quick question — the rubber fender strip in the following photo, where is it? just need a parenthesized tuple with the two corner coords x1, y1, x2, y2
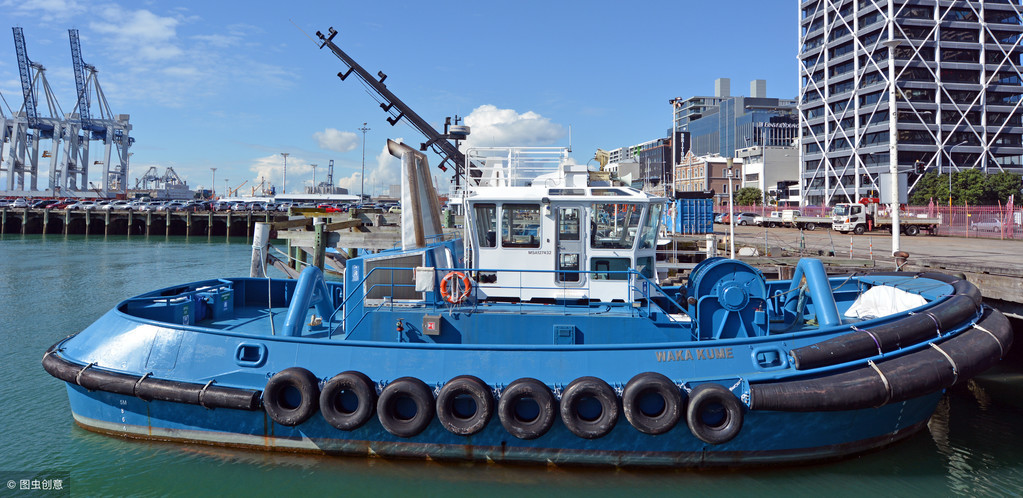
(928, 343, 959, 386)
(41, 344, 262, 411)
(750, 307, 1010, 412)
(867, 360, 891, 407)
(973, 323, 1005, 358)
(790, 281, 981, 370)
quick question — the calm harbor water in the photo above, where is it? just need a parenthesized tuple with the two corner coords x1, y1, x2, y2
(2, 233, 1023, 497)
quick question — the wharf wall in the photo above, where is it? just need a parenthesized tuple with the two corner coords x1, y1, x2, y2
(0, 208, 289, 238)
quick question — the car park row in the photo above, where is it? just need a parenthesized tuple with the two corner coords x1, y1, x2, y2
(0, 197, 398, 213)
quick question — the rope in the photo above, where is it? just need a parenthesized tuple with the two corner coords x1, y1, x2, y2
(973, 323, 1005, 358)
(133, 372, 152, 398)
(868, 360, 892, 407)
(923, 311, 942, 337)
(853, 326, 883, 355)
(261, 244, 276, 336)
(929, 343, 959, 386)
(198, 380, 216, 409)
(75, 362, 96, 386)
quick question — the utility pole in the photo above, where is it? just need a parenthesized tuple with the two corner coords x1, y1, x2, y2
(280, 152, 289, 194)
(359, 123, 370, 201)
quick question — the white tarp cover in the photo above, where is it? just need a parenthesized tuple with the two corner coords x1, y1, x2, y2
(844, 285, 927, 320)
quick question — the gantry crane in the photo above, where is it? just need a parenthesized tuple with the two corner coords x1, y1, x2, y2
(4, 27, 64, 193)
(66, 29, 133, 196)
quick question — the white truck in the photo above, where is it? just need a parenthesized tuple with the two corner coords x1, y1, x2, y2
(832, 199, 941, 236)
(754, 211, 784, 228)
(781, 209, 833, 231)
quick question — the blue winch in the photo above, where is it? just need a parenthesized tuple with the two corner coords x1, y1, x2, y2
(686, 257, 770, 340)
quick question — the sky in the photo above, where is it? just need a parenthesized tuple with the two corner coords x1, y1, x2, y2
(0, 0, 798, 197)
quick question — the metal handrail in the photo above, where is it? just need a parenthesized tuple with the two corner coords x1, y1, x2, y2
(326, 265, 693, 339)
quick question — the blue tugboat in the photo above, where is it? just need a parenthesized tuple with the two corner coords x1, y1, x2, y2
(44, 142, 1012, 467)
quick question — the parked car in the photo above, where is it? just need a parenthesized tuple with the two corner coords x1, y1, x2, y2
(102, 200, 133, 211)
(30, 199, 52, 208)
(734, 212, 758, 226)
(67, 201, 97, 211)
(970, 217, 1004, 232)
(230, 202, 250, 212)
(11, 198, 29, 208)
(714, 213, 726, 224)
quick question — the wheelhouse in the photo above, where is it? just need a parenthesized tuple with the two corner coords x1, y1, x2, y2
(461, 147, 665, 302)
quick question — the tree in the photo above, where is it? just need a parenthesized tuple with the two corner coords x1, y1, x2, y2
(982, 171, 1023, 204)
(909, 170, 1022, 205)
(734, 187, 763, 206)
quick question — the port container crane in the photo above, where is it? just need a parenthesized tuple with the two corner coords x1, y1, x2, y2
(4, 27, 64, 193)
(66, 29, 133, 196)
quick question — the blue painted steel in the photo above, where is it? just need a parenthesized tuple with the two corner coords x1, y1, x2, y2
(282, 266, 334, 336)
(783, 258, 841, 328)
(43, 236, 1004, 467)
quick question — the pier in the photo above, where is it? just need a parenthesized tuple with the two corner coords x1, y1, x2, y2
(0, 207, 290, 238)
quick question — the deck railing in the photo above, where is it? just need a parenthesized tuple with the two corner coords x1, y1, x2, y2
(326, 266, 692, 339)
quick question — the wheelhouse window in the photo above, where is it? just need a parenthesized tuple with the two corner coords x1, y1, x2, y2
(501, 204, 541, 248)
(638, 204, 661, 249)
(474, 203, 498, 248)
(590, 203, 641, 249)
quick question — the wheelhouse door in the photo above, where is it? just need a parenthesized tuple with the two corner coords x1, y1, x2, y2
(556, 206, 585, 286)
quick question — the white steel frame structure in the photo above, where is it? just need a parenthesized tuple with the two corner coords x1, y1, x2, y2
(798, 0, 1023, 207)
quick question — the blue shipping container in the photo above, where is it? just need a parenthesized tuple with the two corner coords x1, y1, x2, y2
(662, 198, 714, 234)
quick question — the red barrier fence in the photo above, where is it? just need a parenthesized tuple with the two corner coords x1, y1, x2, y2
(721, 202, 1021, 240)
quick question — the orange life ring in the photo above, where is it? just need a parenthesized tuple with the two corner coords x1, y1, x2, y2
(440, 271, 472, 304)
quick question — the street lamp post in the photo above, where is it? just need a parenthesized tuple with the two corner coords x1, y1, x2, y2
(882, 20, 903, 256)
(280, 153, 289, 194)
(224, 179, 229, 197)
(210, 168, 216, 199)
(727, 159, 736, 259)
(359, 123, 370, 202)
(947, 140, 968, 213)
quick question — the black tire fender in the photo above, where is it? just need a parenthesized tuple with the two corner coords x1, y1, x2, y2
(498, 378, 556, 440)
(436, 375, 494, 436)
(263, 367, 320, 427)
(319, 371, 377, 431)
(559, 376, 619, 439)
(377, 377, 435, 437)
(622, 372, 683, 435)
(686, 383, 744, 445)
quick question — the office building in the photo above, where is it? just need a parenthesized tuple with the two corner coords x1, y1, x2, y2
(798, 0, 1023, 206)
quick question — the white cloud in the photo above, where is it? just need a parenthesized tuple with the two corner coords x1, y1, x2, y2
(4, 0, 87, 22)
(333, 140, 403, 197)
(313, 128, 360, 154)
(461, 104, 565, 149)
(247, 154, 318, 194)
(89, 8, 183, 61)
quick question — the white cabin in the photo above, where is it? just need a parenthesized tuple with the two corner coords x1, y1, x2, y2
(462, 147, 665, 302)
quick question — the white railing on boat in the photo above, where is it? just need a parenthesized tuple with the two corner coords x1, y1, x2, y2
(464, 147, 571, 190)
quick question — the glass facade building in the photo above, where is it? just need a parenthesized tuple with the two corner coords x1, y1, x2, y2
(798, 0, 1023, 206)
(687, 97, 799, 158)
